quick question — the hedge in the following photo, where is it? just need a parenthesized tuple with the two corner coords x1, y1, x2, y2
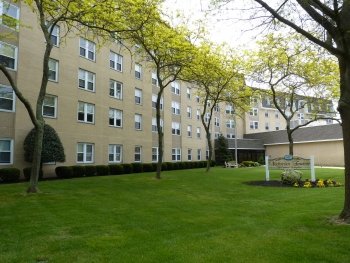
(23, 167, 44, 181)
(0, 168, 20, 183)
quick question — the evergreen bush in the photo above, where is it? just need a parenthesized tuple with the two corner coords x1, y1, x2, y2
(0, 168, 20, 183)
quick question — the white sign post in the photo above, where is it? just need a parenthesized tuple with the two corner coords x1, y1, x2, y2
(310, 156, 315, 182)
(265, 156, 270, 181)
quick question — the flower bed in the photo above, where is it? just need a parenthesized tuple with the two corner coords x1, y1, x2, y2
(293, 179, 342, 188)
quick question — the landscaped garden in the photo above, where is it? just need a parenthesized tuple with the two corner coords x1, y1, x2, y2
(0, 167, 349, 263)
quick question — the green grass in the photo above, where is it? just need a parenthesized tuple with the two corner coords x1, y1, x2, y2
(0, 167, 349, 263)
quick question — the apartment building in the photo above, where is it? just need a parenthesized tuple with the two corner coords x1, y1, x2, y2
(0, 1, 246, 173)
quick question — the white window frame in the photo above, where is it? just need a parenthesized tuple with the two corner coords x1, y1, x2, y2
(109, 79, 123, 100)
(48, 58, 59, 82)
(78, 69, 95, 92)
(135, 63, 142, 79)
(77, 101, 94, 124)
(187, 148, 192, 161)
(171, 122, 181, 135)
(108, 144, 122, 163)
(171, 81, 180, 95)
(226, 119, 235, 129)
(134, 146, 142, 162)
(187, 106, 192, 118)
(187, 125, 192, 137)
(152, 118, 163, 132)
(0, 138, 13, 165)
(135, 114, 142, 130)
(50, 25, 60, 47)
(77, 143, 94, 163)
(0, 41, 17, 70)
(249, 121, 259, 130)
(187, 87, 191, 99)
(152, 94, 163, 110)
(109, 108, 123, 128)
(110, 51, 123, 71)
(172, 148, 181, 161)
(0, 1, 19, 30)
(79, 38, 95, 61)
(265, 122, 269, 130)
(152, 147, 159, 162)
(196, 109, 200, 120)
(225, 105, 234, 114)
(196, 127, 201, 138)
(135, 88, 142, 105)
(0, 85, 15, 112)
(171, 101, 180, 115)
(197, 149, 202, 161)
(249, 108, 258, 116)
(42, 95, 57, 118)
(151, 72, 158, 86)
(214, 117, 220, 127)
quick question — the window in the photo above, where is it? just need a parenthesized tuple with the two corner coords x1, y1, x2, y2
(226, 105, 234, 114)
(77, 143, 94, 163)
(152, 118, 163, 132)
(226, 119, 235, 129)
(152, 147, 158, 162)
(249, 121, 259, 130)
(196, 96, 200, 103)
(187, 106, 192, 118)
(134, 146, 142, 162)
(187, 88, 191, 99)
(298, 113, 304, 120)
(78, 69, 95, 92)
(109, 79, 122, 100)
(227, 133, 235, 139)
(0, 1, 19, 30)
(171, 122, 181, 135)
(78, 102, 94, 123)
(326, 119, 333, 124)
(187, 125, 192, 137)
(152, 72, 158, 86)
(265, 122, 269, 130)
(196, 127, 201, 138)
(249, 108, 258, 116)
(135, 88, 142, 104)
(275, 112, 279, 118)
(262, 97, 271, 107)
(265, 111, 269, 117)
(171, 101, 180, 115)
(109, 108, 122, 127)
(251, 96, 258, 105)
(110, 51, 123, 71)
(214, 132, 220, 139)
(50, 25, 60, 46)
(42, 95, 57, 118)
(48, 58, 58, 82)
(172, 148, 181, 161)
(205, 113, 210, 123)
(196, 109, 200, 120)
(0, 85, 14, 111)
(0, 41, 17, 70)
(197, 149, 202, 160)
(135, 114, 142, 130)
(298, 100, 305, 110)
(135, 63, 142, 79)
(214, 117, 220, 127)
(214, 104, 219, 112)
(152, 94, 163, 110)
(275, 126, 280, 131)
(79, 38, 95, 61)
(0, 139, 13, 164)
(187, 149, 192, 161)
(108, 144, 122, 163)
(206, 149, 209, 160)
(171, 81, 180, 95)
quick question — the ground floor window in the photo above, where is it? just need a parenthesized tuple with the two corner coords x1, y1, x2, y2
(109, 144, 122, 163)
(77, 143, 94, 163)
(0, 139, 13, 164)
(172, 148, 181, 161)
(152, 147, 158, 162)
(134, 146, 142, 162)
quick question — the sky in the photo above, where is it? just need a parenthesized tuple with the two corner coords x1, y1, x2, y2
(162, 0, 259, 49)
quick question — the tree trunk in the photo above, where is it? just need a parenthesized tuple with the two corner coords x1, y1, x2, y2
(27, 122, 44, 193)
(338, 58, 350, 222)
(155, 88, 164, 179)
(286, 125, 294, 156)
(206, 131, 212, 172)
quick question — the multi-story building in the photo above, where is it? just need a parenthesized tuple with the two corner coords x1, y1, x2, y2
(0, 2, 246, 174)
(0, 2, 339, 174)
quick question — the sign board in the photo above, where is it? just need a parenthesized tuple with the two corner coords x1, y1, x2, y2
(265, 155, 315, 182)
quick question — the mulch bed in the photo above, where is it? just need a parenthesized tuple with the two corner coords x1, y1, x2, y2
(243, 180, 291, 187)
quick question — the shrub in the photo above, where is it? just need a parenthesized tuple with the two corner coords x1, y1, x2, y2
(0, 168, 20, 183)
(23, 167, 44, 181)
(109, 164, 124, 175)
(122, 163, 133, 174)
(142, 163, 154, 172)
(165, 162, 173, 170)
(210, 160, 216, 167)
(161, 162, 168, 171)
(85, 165, 96, 177)
(281, 169, 303, 185)
(95, 165, 110, 176)
(172, 162, 180, 170)
(241, 161, 258, 167)
(132, 163, 143, 173)
(55, 166, 73, 179)
(71, 165, 86, 177)
(151, 163, 158, 171)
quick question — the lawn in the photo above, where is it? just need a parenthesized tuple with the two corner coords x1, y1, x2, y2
(0, 167, 349, 263)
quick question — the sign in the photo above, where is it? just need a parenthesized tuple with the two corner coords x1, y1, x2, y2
(265, 155, 315, 182)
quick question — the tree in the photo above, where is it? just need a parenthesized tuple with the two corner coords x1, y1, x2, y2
(215, 134, 232, 165)
(0, 0, 159, 192)
(245, 33, 339, 155)
(24, 124, 65, 164)
(214, 0, 350, 222)
(120, 19, 197, 179)
(182, 43, 248, 171)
